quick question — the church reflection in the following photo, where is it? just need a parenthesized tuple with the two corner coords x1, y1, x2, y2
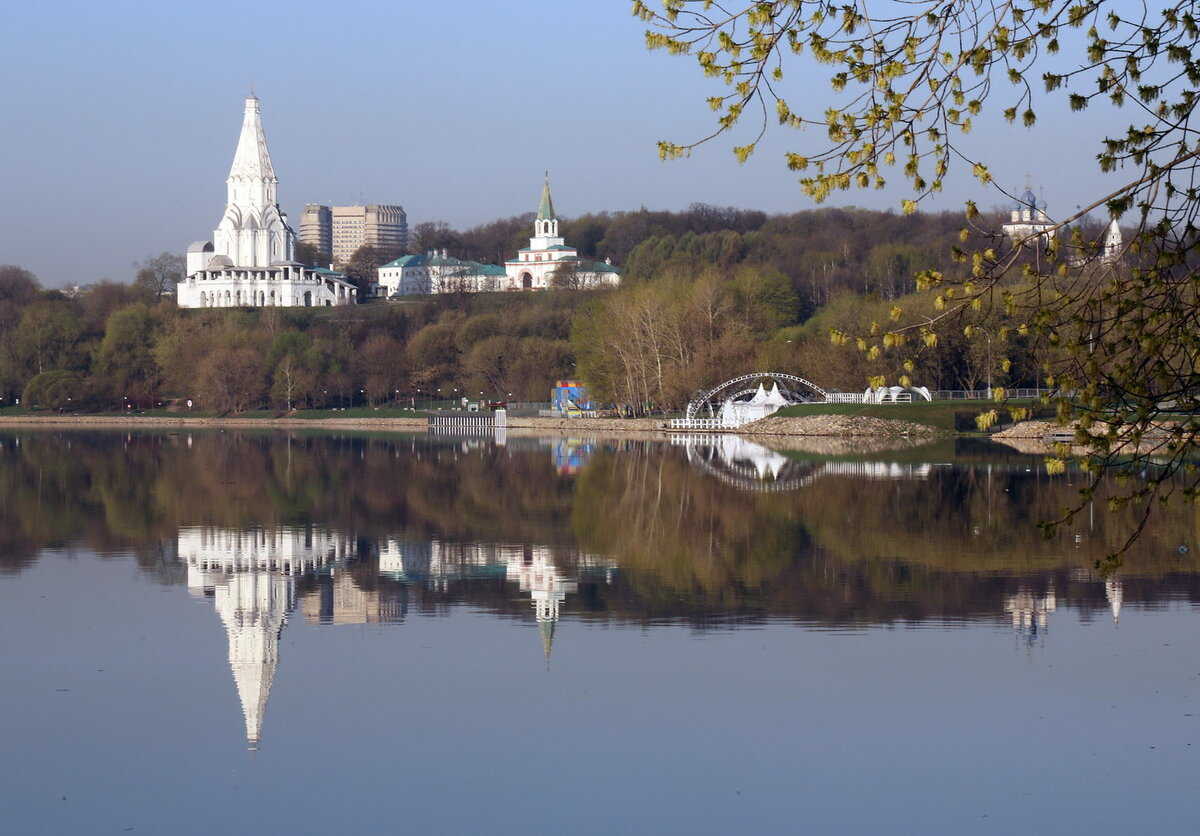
(1003, 574, 1124, 650)
(181, 527, 614, 748)
(179, 527, 354, 750)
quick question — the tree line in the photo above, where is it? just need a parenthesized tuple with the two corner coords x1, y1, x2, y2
(2, 203, 1080, 415)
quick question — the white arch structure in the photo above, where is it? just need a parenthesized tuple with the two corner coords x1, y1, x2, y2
(684, 372, 828, 421)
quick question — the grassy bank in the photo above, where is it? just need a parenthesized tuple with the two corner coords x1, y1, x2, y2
(774, 399, 1057, 433)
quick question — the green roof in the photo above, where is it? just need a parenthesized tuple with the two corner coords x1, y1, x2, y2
(538, 173, 555, 220)
(380, 254, 426, 269)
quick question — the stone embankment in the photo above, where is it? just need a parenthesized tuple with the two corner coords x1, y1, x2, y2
(735, 414, 939, 437)
(0, 413, 943, 438)
(993, 420, 1074, 439)
(0, 415, 428, 431)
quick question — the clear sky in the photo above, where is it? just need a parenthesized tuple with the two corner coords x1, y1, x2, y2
(0, 0, 1124, 288)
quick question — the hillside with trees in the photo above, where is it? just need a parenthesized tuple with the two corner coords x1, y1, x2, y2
(0, 203, 1071, 415)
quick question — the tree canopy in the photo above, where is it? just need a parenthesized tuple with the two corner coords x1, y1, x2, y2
(636, 0, 1199, 563)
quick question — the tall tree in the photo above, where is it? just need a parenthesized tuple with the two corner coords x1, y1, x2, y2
(132, 252, 185, 300)
(96, 304, 160, 405)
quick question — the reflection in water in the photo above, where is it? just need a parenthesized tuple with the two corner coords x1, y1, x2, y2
(673, 434, 934, 492)
(179, 527, 353, 749)
(1106, 575, 1123, 625)
(554, 438, 595, 475)
(1004, 583, 1058, 648)
(1003, 574, 1126, 650)
(380, 539, 616, 660)
(181, 524, 616, 747)
(4, 431, 1199, 831)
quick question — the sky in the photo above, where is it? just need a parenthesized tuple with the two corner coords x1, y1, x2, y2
(0, 0, 1128, 288)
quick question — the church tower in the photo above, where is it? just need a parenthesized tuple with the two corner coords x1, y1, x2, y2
(1101, 218, 1124, 266)
(213, 94, 295, 267)
(530, 173, 565, 249)
(1002, 182, 1053, 246)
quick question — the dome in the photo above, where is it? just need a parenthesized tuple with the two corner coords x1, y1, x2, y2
(207, 254, 234, 270)
(1020, 187, 1038, 208)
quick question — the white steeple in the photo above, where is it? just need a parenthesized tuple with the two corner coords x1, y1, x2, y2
(218, 571, 289, 750)
(213, 94, 295, 268)
(530, 173, 564, 249)
(1101, 218, 1123, 265)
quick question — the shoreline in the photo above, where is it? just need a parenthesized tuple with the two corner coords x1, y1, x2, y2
(0, 412, 949, 437)
(0, 412, 1083, 439)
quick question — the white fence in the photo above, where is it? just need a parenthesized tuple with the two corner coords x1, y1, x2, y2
(668, 417, 726, 430)
(824, 388, 1060, 403)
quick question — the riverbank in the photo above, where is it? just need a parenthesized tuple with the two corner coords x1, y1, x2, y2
(0, 412, 946, 438)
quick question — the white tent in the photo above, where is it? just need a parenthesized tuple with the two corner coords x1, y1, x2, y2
(719, 382, 792, 427)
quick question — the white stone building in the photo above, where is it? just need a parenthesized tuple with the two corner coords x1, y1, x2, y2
(377, 251, 508, 297)
(1002, 185, 1054, 245)
(376, 175, 620, 296)
(1003, 181, 1124, 266)
(502, 175, 620, 290)
(178, 95, 357, 308)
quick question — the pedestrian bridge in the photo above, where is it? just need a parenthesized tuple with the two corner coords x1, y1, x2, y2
(670, 372, 826, 430)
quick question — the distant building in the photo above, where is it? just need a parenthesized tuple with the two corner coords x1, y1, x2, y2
(377, 250, 508, 297)
(1003, 180, 1124, 266)
(299, 204, 408, 265)
(1002, 185, 1054, 245)
(502, 175, 619, 290)
(298, 204, 331, 257)
(376, 174, 619, 296)
(1101, 218, 1124, 265)
(177, 95, 357, 308)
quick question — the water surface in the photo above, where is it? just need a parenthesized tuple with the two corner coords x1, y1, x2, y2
(1, 429, 1196, 834)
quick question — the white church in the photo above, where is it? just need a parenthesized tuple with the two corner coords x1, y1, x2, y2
(1003, 182, 1123, 265)
(177, 95, 357, 308)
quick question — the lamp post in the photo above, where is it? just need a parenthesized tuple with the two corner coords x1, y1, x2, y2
(976, 326, 994, 400)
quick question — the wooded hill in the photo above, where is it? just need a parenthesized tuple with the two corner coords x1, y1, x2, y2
(1, 204, 1066, 414)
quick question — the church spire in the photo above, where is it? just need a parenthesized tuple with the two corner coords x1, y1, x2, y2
(228, 94, 276, 182)
(531, 173, 562, 246)
(537, 172, 555, 220)
(214, 94, 294, 267)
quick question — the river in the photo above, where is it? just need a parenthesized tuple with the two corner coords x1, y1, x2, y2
(1, 429, 1196, 834)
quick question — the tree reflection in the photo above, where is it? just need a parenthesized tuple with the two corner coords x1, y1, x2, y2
(0, 429, 1195, 629)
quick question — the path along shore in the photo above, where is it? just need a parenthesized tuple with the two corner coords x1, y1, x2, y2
(0, 413, 940, 437)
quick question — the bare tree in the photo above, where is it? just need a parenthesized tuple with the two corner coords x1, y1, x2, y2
(132, 253, 184, 300)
